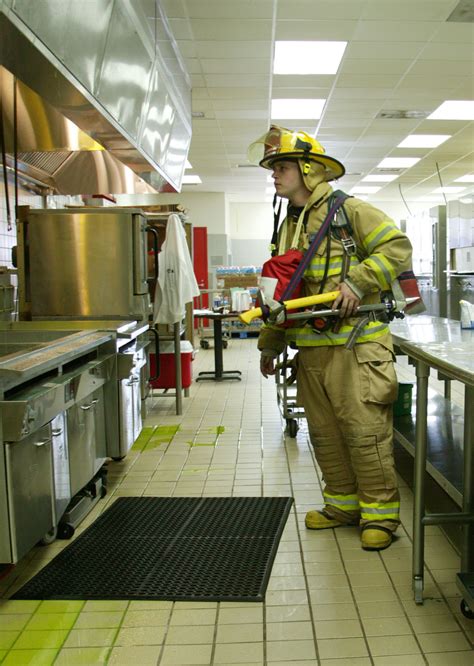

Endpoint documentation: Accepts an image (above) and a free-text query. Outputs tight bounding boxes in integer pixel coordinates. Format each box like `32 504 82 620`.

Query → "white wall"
116 192 228 234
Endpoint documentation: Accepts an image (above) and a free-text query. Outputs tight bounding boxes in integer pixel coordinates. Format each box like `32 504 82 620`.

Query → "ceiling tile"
181 0 274 19
353 21 439 42
275 19 358 41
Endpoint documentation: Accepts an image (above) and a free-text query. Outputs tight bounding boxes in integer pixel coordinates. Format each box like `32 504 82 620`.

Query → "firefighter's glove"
260 349 278 378
264 296 286 325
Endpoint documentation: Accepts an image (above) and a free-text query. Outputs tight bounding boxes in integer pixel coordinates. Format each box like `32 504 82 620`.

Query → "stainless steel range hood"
0 0 192 195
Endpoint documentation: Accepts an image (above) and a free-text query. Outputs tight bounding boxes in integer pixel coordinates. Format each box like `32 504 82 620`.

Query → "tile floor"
0 337 473 665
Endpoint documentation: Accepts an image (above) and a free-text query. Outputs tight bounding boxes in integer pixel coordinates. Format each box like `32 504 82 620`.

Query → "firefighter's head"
248 125 345 191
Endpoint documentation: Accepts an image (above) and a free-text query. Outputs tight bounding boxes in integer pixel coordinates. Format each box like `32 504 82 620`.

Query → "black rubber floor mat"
12 496 293 602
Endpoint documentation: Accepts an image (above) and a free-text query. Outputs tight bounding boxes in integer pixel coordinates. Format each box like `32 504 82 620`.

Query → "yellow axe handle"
239 291 340 325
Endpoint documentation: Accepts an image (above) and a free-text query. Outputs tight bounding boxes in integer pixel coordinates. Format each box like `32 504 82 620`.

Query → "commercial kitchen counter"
389 315 474 614
0 327 116 563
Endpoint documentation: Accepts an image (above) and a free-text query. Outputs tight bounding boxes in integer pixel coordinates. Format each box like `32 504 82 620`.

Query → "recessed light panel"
455 174 474 182
350 186 381 194
271 98 326 119
273 41 347 75
428 101 474 120
361 175 398 182
397 135 451 148
432 186 466 193
182 175 202 184
377 158 420 169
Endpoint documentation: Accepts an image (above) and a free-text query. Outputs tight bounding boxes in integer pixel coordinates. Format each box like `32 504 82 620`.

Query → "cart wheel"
112 455 125 461
100 485 108 498
286 419 298 438
57 523 75 540
200 340 210 349
40 526 57 546
460 599 474 619
223 340 228 349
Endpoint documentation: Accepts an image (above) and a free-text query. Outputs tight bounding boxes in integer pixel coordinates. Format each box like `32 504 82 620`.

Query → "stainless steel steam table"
398 337 474 614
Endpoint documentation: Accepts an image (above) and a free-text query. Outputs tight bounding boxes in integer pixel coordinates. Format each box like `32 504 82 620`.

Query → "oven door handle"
146 226 159 283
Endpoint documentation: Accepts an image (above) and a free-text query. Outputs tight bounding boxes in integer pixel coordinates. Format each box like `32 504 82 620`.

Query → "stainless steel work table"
397 335 474 616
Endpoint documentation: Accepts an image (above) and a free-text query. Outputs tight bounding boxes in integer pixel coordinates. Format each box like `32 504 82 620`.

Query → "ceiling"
160 0 474 209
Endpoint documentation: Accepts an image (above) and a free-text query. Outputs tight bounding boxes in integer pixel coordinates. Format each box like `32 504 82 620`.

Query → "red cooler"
150 341 194 389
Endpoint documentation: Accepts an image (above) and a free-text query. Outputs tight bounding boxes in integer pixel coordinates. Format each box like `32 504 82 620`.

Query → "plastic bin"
394 382 413 416
150 341 194 389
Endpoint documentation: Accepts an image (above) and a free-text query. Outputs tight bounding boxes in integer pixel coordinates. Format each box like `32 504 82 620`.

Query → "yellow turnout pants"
296 343 400 532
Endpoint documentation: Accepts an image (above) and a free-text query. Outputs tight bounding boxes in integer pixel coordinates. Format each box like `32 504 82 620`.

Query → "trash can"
149 341 194 389
394 382 413 416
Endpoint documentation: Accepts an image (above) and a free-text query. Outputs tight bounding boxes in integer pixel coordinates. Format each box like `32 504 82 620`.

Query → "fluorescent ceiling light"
432 186 465 193
185 160 192 169
397 135 451 148
182 175 202 184
377 158 420 168
273 41 347 75
455 174 474 182
271 98 325 119
361 175 398 182
350 186 381 194
428 100 474 120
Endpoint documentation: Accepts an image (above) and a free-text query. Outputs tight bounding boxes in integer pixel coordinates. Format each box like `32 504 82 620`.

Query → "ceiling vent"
377 168 404 173
235 164 259 168
447 0 474 22
377 110 428 120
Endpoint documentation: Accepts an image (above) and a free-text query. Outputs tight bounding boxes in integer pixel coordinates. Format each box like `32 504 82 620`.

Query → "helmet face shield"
247 126 285 165
247 124 345 181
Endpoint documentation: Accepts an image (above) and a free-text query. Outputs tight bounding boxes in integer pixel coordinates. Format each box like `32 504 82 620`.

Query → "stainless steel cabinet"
67 386 107 496
5 424 55 562
115 341 147 458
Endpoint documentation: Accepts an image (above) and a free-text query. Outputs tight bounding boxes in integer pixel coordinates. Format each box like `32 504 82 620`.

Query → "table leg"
412 359 430 604
462 385 474 572
196 317 241 382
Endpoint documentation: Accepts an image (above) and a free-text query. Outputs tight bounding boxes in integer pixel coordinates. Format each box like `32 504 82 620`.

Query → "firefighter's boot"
361 527 393 551
305 510 346 530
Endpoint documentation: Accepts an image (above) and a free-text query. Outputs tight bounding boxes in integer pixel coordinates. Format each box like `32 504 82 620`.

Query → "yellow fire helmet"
248 125 345 181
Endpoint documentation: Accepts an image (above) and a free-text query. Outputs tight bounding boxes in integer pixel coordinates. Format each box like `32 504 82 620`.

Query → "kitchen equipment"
17 207 159 321
0 328 115 563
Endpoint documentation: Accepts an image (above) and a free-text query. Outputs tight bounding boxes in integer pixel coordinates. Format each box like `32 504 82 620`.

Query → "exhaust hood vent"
447 1 474 22
17 151 71 175
377 110 428 120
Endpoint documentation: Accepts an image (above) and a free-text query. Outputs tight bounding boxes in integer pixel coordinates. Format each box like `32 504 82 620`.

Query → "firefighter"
248 125 413 550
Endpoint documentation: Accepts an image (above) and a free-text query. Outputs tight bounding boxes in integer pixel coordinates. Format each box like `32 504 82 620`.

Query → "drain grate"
12 496 293 602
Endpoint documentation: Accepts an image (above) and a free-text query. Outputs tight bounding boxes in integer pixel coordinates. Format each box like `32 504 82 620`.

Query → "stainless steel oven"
18 207 158 321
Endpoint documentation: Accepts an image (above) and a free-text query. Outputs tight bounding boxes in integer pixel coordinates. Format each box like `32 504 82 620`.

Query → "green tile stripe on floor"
1 600 129 664
131 426 156 451
144 425 180 450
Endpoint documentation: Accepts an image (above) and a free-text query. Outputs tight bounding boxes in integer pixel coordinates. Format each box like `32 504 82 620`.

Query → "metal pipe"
174 322 182 416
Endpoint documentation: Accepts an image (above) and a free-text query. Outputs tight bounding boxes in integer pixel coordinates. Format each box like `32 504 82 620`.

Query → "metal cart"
275 346 305 437
195 289 231 349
